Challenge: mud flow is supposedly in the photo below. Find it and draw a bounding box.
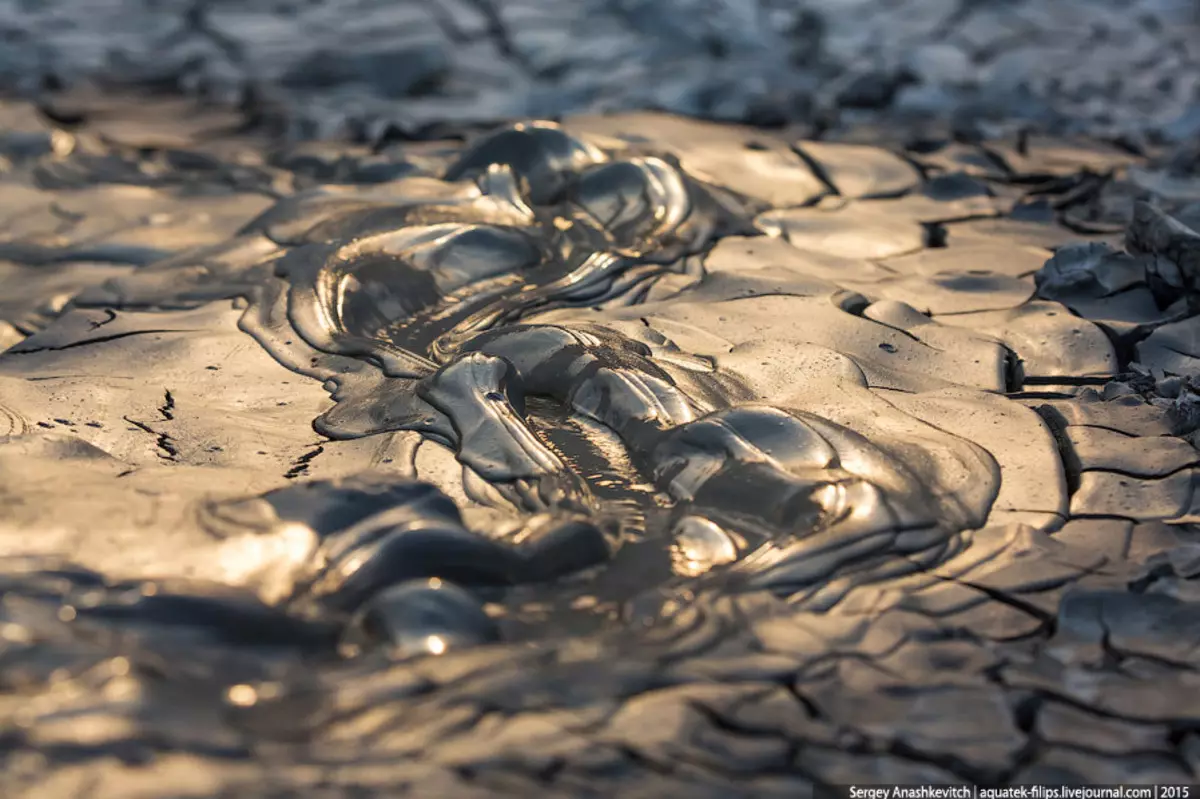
[1,82,1200,793]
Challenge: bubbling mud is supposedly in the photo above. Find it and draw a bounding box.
[62,119,1007,649]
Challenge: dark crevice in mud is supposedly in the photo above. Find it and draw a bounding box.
[122,415,179,461]
[1034,403,1082,495]
[1026,172,1107,208]
[849,308,926,344]
[159,389,176,421]
[925,211,1007,227]
[87,309,118,330]
[10,320,43,338]
[833,291,874,319]
[973,149,1016,180]
[888,738,1003,786]
[993,745,1042,789]
[996,694,1044,784]
[1059,422,1142,438]
[1166,727,1200,765]
[36,102,86,129]
[1053,738,1191,772]
[949,575,1056,633]
[1020,375,1112,387]
[785,682,829,725]
[861,381,916,395]
[532,756,569,786]
[629,703,802,782]
[5,329,194,355]
[1103,634,1200,674]
[999,677,1191,732]
[1091,317,1160,372]
[610,744,680,777]
[895,149,935,181]
[1107,135,1149,158]
[25,374,136,382]
[1003,345,1024,393]
[1129,559,1186,594]
[1057,212,1123,238]
[688,699,800,752]
[1009,691,1042,736]
[807,112,837,142]
[1081,460,1200,481]
[284,444,326,479]
[922,221,949,248]
[1069,512,1144,523]
[788,143,840,197]
[1002,509,1068,525]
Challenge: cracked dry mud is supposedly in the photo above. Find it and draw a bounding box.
[3,95,1200,798]
[5,0,1200,142]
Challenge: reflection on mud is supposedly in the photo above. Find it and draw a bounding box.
[57,120,1006,649]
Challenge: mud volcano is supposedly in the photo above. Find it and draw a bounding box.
[1,86,1200,795]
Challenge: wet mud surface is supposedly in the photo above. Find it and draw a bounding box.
[1,92,1200,796]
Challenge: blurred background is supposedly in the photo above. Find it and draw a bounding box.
[0,0,1197,141]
